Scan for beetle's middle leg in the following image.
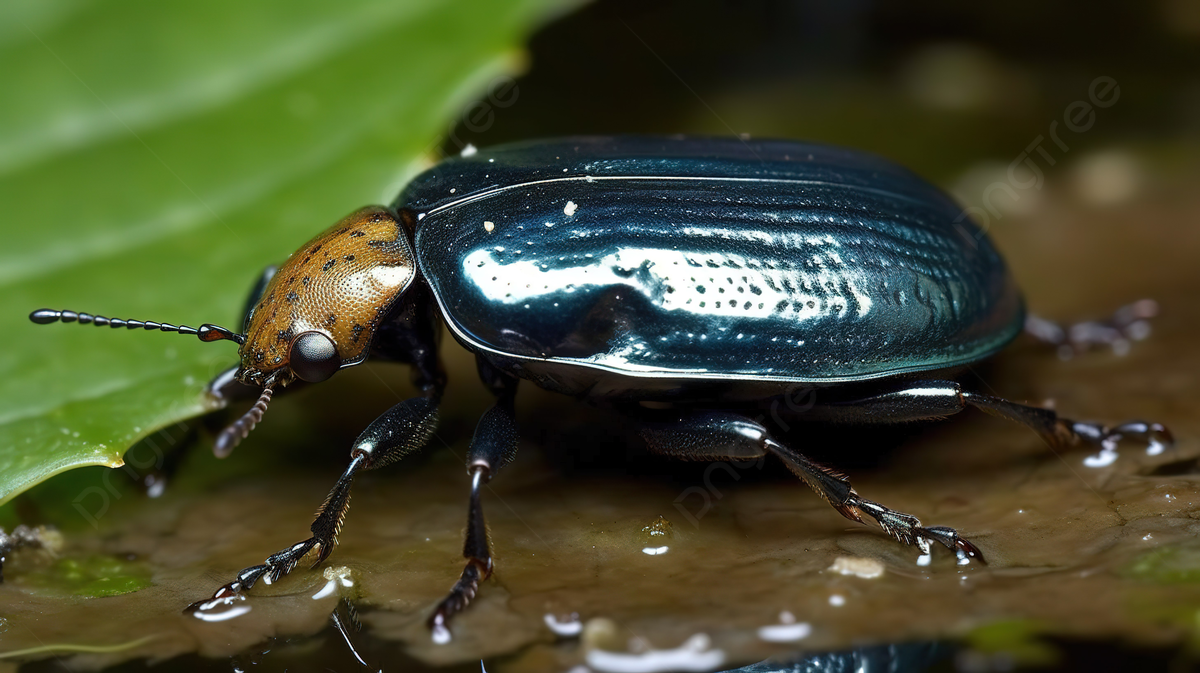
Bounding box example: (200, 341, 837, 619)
(428, 357, 520, 635)
(638, 410, 982, 562)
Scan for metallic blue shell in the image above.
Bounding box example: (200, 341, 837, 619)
(395, 137, 1023, 394)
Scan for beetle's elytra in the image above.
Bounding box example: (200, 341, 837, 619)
(27, 136, 1172, 636)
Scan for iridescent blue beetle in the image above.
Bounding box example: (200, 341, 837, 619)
(30, 136, 1171, 634)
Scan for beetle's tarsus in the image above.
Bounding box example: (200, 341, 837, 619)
(428, 558, 490, 634)
(771, 442, 984, 561)
(919, 525, 986, 563)
(839, 495, 985, 564)
(962, 389, 1174, 462)
(190, 536, 327, 611)
(234, 565, 269, 591)
(195, 472, 351, 606)
(191, 395, 440, 610)
(953, 535, 985, 562)
(852, 497, 920, 542)
(248, 539, 322, 588)
(188, 530, 339, 619)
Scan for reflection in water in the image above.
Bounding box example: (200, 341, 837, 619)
(544, 612, 584, 637)
(586, 632, 725, 672)
(330, 599, 370, 668)
(755, 611, 812, 643)
(186, 590, 251, 623)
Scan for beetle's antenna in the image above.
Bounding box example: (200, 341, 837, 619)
(29, 309, 245, 345)
(213, 379, 276, 458)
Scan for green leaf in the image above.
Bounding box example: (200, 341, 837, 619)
(0, 0, 577, 504)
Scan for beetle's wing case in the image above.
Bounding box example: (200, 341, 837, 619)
(397, 137, 1022, 395)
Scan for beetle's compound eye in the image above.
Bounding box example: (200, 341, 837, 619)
(289, 331, 340, 383)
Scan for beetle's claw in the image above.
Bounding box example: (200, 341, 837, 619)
(237, 564, 270, 590)
(954, 537, 985, 563)
(919, 525, 986, 565)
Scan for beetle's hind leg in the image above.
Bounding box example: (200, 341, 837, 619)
(190, 396, 439, 605)
(799, 380, 1173, 463)
(428, 358, 520, 638)
(638, 411, 982, 564)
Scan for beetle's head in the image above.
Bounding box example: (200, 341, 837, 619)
(236, 206, 417, 386)
(29, 206, 417, 457)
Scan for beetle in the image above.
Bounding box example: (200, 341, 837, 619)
(29, 136, 1171, 635)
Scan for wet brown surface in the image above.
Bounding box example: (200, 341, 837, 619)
(1, 169, 1198, 670)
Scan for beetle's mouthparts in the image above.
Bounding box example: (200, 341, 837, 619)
(213, 380, 275, 458)
(29, 308, 246, 345)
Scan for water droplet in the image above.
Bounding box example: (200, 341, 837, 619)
(544, 612, 583, 637)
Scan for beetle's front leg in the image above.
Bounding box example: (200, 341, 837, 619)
(429, 360, 519, 637)
(639, 410, 982, 563)
(194, 395, 439, 602)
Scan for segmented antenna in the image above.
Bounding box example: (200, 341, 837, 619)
(213, 383, 274, 458)
(29, 309, 245, 345)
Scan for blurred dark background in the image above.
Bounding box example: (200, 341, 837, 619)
(449, 0, 1200, 184)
